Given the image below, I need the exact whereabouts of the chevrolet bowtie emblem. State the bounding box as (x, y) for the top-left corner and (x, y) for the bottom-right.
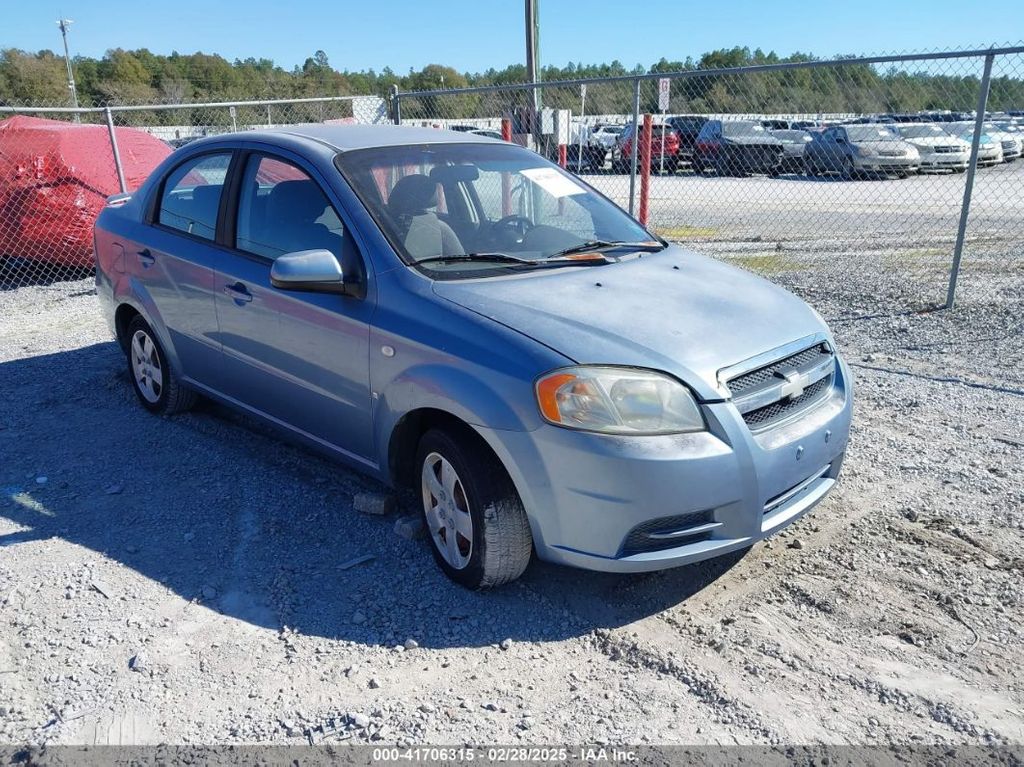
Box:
(776, 368), (807, 400)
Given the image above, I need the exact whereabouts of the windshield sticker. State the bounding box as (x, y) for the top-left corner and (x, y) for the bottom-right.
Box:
(521, 167), (587, 197)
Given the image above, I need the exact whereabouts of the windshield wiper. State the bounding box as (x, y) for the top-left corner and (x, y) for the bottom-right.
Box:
(548, 240), (666, 259)
(415, 252), (539, 266)
(415, 252), (612, 268)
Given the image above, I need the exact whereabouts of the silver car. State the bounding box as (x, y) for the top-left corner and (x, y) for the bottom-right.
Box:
(93, 126), (852, 588)
(805, 124), (919, 178)
(894, 123), (970, 173)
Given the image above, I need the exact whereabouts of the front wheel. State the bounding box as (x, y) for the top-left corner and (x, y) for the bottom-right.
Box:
(416, 428), (532, 589)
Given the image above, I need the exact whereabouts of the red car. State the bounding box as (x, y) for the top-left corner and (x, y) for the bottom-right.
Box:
(612, 123), (681, 173)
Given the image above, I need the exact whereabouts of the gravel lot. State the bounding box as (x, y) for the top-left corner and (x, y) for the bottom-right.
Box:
(588, 160), (1024, 310)
(1, 254), (1022, 747)
(2, 266), (1024, 745)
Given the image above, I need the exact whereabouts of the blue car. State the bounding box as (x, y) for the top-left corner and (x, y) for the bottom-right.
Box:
(93, 125), (852, 588)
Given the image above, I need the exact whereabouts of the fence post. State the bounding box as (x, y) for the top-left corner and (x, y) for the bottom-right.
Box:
(104, 107), (128, 194)
(391, 84), (401, 126)
(946, 52), (994, 309)
(639, 113), (653, 225)
(627, 78), (641, 217)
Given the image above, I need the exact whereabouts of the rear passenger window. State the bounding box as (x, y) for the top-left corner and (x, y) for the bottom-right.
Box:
(157, 153), (231, 240)
(236, 155), (344, 260)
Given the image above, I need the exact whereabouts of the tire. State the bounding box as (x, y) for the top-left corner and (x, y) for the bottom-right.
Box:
(842, 155), (857, 180)
(416, 428), (532, 589)
(125, 315), (197, 415)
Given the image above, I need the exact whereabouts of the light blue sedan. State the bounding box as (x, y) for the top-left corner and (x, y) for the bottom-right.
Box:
(94, 125), (852, 588)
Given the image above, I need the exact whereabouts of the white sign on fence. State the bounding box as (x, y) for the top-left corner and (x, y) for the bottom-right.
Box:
(658, 78), (670, 112)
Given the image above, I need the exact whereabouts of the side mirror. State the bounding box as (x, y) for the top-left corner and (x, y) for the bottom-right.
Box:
(835, 136), (846, 143)
(270, 249), (350, 295)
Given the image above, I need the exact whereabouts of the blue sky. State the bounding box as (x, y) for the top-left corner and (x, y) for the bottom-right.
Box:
(4, 0), (1019, 72)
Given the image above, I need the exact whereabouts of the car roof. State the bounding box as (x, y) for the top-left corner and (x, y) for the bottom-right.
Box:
(276, 124), (500, 150)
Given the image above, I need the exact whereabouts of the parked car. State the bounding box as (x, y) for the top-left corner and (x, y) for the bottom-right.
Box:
(93, 125), (852, 588)
(612, 122), (681, 172)
(770, 129), (813, 174)
(976, 121), (1022, 161)
(565, 141), (608, 173)
(804, 124), (919, 179)
(469, 129), (504, 141)
(893, 123), (970, 173)
(590, 123), (625, 151)
(665, 115), (710, 163)
(941, 123), (1006, 166)
(692, 120), (784, 176)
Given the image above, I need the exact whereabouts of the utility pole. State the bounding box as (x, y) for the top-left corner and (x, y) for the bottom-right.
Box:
(524, 0), (541, 147)
(56, 18), (80, 119)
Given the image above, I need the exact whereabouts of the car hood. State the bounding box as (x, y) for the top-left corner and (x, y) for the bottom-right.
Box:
(431, 247), (829, 400)
(908, 136), (969, 148)
(723, 136), (783, 146)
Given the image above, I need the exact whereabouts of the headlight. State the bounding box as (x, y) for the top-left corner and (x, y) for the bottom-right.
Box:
(905, 145), (920, 159)
(535, 366), (705, 435)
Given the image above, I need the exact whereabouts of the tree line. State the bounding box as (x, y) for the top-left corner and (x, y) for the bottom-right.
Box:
(2, 45), (1021, 121)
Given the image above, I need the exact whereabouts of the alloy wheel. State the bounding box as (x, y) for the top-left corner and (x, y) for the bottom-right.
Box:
(130, 329), (163, 404)
(421, 452), (473, 569)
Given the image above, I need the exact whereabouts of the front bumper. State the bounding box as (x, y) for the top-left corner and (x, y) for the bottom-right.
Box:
(853, 155), (918, 174)
(482, 357), (853, 573)
(919, 153), (969, 171)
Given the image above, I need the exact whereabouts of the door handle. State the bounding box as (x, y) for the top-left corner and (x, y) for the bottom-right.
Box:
(137, 249), (155, 268)
(223, 282), (253, 304)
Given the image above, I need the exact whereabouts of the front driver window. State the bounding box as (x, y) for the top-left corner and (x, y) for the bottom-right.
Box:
(235, 155), (344, 260)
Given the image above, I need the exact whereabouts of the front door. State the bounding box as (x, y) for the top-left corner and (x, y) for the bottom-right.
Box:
(213, 152), (375, 463)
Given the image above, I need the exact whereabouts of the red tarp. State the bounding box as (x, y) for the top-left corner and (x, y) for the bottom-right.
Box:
(0, 115), (171, 267)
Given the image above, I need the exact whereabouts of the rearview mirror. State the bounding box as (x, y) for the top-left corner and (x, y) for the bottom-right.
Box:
(430, 164), (480, 183)
(270, 249), (349, 295)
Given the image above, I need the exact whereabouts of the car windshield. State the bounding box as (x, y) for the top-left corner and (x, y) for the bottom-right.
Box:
(335, 142), (658, 274)
(897, 124), (947, 138)
(845, 126), (900, 141)
(722, 121), (767, 137)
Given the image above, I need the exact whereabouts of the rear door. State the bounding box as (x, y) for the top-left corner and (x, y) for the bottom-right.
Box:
(132, 151), (234, 386)
(212, 150), (375, 463)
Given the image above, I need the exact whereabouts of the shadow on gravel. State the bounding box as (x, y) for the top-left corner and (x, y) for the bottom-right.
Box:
(0, 343), (743, 649)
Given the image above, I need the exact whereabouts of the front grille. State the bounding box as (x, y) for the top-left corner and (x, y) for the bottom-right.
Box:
(726, 343), (835, 431)
(620, 510), (716, 556)
(743, 374), (832, 428)
(1001, 140), (1020, 154)
(878, 149), (904, 157)
(934, 145), (962, 153)
(727, 344), (829, 396)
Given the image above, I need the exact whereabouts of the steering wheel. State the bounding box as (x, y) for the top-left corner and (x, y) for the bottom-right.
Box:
(491, 215), (536, 245)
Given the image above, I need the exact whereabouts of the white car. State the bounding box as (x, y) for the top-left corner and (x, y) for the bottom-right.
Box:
(943, 123), (1005, 166)
(894, 124), (970, 173)
(590, 123), (625, 150)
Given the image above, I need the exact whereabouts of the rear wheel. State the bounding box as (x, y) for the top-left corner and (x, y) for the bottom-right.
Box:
(125, 316), (196, 415)
(416, 428), (532, 589)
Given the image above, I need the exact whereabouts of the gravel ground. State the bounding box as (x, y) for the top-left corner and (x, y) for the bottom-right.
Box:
(0, 267), (1022, 748)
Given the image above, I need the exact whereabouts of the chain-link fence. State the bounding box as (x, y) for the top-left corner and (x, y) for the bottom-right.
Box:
(0, 94), (388, 290)
(395, 46), (1024, 313)
(1, 47), (1022, 314)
